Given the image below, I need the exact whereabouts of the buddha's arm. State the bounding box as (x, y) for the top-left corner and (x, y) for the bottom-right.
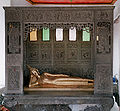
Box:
(43, 72), (69, 77)
(29, 74), (39, 87)
(54, 77), (93, 82)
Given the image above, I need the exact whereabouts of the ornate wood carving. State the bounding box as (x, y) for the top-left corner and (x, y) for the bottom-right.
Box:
(23, 11), (44, 22)
(7, 22), (21, 54)
(67, 49), (78, 61)
(6, 10), (21, 21)
(24, 23), (93, 41)
(95, 64), (112, 93)
(96, 10), (112, 21)
(27, 44), (39, 64)
(7, 55), (21, 65)
(96, 22), (111, 54)
(8, 66), (20, 90)
(23, 10), (93, 22)
(40, 42), (52, 64)
(72, 11), (94, 22)
(40, 50), (51, 61)
(81, 49), (91, 60)
(54, 49), (65, 61)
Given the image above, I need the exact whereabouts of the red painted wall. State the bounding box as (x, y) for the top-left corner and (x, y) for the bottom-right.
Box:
(27, 0), (117, 4)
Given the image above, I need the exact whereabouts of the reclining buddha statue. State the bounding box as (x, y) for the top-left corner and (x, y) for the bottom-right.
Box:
(27, 65), (94, 88)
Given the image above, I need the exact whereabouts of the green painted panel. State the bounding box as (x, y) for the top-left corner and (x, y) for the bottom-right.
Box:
(82, 27), (90, 41)
(43, 28), (50, 41)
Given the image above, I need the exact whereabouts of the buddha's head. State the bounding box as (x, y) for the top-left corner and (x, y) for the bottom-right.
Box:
(27, 65), (40, 78)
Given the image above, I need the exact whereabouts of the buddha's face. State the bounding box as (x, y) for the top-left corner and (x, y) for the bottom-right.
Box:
(31, 68), (40, 77)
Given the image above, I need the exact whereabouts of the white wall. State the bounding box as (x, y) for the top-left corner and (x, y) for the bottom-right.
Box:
(113, 1), (120, 79)
(114, 0), (120, 19)
(113, 0), (120, 77)
(113, 21), (120, 78)
(0, 0), (11, 88)
(113, 0), (120, 105)
(113, 19), (120, 96)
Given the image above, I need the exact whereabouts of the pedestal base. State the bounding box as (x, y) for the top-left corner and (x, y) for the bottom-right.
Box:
(3, 93), (113, 111)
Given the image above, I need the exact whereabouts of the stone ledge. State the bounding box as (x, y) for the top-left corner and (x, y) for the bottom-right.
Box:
(3, 94), (113, 105)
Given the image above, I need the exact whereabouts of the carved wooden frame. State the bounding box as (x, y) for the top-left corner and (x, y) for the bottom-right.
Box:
(4, 6), (113, 96)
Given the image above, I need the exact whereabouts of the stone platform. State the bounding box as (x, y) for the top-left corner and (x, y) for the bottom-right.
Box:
(3, 91), (113, 111)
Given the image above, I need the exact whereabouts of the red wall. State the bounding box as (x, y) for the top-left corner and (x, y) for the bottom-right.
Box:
(27, 0), (117, 4)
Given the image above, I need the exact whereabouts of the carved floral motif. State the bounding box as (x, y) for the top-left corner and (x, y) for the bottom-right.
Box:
(8, 66), (20, 90)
